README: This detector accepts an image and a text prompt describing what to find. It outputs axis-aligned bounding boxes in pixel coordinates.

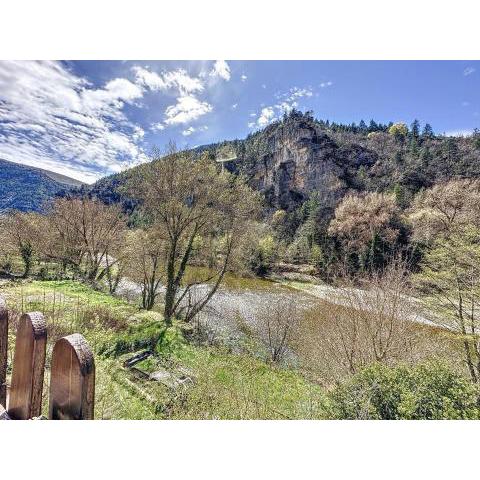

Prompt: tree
[410,119,421,138]
[128,146,260,335]
[388,122,408,141]
[409,179,480,243]
[39,197,127,284]
[258,298,299,363]
[123,228,166,310]
[422,123,434,138]
[2,212,39,277]
[299,261,416,377]
[415,226,480,383]
[328,192,404,271]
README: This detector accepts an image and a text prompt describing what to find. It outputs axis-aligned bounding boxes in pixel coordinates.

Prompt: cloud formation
[133,66,203,94]
[464,67,476,76]
[0,61,147,183]
[210,60,231,81]
[181,125,208,136]
[164,95,213,125]
[249,86,316,129]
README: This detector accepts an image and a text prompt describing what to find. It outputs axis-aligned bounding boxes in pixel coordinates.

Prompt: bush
[329,362,480,420]
[249,235,277,275]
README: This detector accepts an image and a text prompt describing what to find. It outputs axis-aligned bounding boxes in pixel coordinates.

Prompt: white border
[1,0,480,477]
[1,0,480,59]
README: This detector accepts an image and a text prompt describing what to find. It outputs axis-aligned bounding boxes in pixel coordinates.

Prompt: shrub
[329,362,480,420]
[249,235,277,275]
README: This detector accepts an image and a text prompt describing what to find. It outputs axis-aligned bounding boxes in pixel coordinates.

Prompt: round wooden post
[0,297,8,408]
[49,334,95,420]
[8,312,47,419]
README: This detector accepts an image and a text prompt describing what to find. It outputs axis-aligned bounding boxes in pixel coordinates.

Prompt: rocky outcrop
[236,119,376,211]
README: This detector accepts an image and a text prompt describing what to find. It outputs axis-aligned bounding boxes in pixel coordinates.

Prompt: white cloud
[182,125,208,136]
[464,67,476,76]
[257,107,275,127]
[209,60,231,81]
[164,95,212,125]
[445,129,474,137]
[462,101,470,107]
[277,86,314,101]
[261,84,267,89]
[249,85,318,130]
[182,126,196,136]
[320,81,333,88]
[150,122,165,132]
[132,125,145,140]
[231,103,238,110]
[276,101,298,113]
[133,66,203,94]
[241,74,248,82]
[0,60,148,183]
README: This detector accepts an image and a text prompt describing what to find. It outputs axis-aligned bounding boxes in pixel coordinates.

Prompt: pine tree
[422,123,434,138]
[411,119,420,138]
[368,119,378,132]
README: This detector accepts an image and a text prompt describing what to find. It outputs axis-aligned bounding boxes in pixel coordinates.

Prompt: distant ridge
[0,159,84,212]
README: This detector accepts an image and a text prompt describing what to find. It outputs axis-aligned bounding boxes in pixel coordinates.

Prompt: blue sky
[0,60,479,183]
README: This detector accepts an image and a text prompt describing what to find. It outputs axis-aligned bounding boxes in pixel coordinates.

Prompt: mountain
[88,110,480,216]
[4,110,480,215]
[0,159,84,212]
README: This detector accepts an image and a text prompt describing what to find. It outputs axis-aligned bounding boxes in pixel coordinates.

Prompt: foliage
[328,192,405,271]
[409,179,480,243]
[248,234,278,276]
[0,159,80,213]
[1,278,329,420]
[126,146,261,330]
[415,226,480,382]
[388,122,409,139]
[329,362,480,419]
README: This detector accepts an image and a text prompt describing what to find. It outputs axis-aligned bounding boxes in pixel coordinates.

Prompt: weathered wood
[0,297,7,408]
[49,333,95,420]
[7,312,47,419]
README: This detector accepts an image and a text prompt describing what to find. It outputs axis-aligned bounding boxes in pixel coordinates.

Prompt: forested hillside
[84,110,480,277]
[0,159,83,212]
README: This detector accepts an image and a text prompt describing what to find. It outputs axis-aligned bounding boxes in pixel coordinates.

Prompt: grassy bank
[0,279,328,419]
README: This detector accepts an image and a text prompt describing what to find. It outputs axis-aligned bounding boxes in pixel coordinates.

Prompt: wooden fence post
[49,333,95,420]
[8,312,47,419]
[0,297,8,408]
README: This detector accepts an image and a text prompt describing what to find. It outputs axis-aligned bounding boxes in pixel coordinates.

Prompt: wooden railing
[0,297,95,420]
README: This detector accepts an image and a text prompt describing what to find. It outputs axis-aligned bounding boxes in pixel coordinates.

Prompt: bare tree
[409,179,480,243]
[415,227,480,383]
[38,197,127,284]
[123,228,166,310]
[257,298,300,363]
[127,146,260,336]
[299,261,417,378]
[1,212,39,277]
[328,191,403,270]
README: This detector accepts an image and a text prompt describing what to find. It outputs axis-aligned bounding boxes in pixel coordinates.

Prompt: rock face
[237,119,376,212]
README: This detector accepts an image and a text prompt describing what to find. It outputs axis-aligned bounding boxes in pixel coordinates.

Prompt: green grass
[0,278,328,419]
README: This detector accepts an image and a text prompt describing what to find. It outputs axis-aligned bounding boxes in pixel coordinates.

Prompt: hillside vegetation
[0,159,82,212]
[2,111,480,419]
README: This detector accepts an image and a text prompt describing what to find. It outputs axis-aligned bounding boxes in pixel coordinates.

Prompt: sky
[0,60,479,184]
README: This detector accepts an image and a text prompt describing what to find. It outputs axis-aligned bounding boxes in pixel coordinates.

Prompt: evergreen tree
[368,119,378,132]
[411,119,420,138]
[422,123,434,138]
